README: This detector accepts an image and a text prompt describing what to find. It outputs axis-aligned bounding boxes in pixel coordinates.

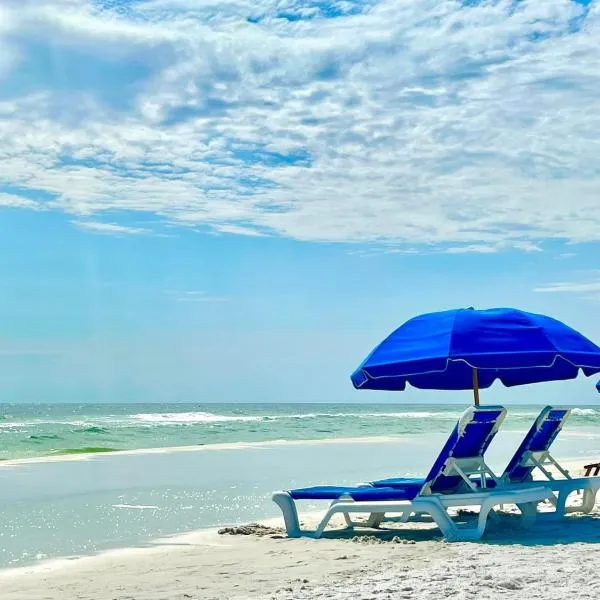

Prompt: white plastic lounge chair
[495,406,600,518]
[272,406,552,541]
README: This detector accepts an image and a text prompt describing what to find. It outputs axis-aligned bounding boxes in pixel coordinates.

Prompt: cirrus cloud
[534,270,600,303]
[73,220,150,235]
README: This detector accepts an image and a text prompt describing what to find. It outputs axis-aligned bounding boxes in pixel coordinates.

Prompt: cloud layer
[1,0,599,250]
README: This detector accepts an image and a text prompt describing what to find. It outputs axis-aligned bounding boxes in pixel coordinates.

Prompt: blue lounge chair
[272,406,552,541]
[496,406,600,517]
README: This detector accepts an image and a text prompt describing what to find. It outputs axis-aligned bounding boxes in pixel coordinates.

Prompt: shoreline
[0,525,226,580]
[0,435,409,467]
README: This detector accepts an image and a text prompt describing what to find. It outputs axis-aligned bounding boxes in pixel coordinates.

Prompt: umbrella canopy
[351,307,600,404]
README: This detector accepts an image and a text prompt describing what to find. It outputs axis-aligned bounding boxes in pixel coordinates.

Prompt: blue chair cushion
[369,477,425,493]
[289,485,418,501]
[372,475,500,491]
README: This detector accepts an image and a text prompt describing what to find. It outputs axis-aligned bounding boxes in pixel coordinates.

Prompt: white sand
[2,459,600,600]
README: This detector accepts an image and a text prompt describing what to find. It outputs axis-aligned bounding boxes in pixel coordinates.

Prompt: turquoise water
[1,403,600,461]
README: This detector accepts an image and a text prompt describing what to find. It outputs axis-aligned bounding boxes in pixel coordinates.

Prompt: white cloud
[445,244,499,255]
[0,7,21,79]
[168,290,229,302]
[72,220,149,235]
[1,0,600,250]
[535,272,600,303]
[535,280,600,295]
[445,240,542,254]
[0,193,41,209]
[213,223,269,237]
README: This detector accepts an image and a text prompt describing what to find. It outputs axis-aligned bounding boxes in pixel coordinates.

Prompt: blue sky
[0,0,599,404]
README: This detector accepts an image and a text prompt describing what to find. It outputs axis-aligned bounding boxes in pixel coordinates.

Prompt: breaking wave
[571,408,598,416]
[131,410,458,424]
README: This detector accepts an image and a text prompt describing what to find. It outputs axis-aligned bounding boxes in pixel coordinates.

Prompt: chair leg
[556,489,572,518]
[399,510,413,523]
[421,498,496,542]
[314,504,342,538]
[473,499,497,540]
[415,499,461,541]
[272,492,302,538]
[516,501,539,526]
[560,486,598,515]
[366,512,385,528]
[581,487,599,513]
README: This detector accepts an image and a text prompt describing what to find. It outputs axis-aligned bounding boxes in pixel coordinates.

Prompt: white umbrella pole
[472,367,480,406]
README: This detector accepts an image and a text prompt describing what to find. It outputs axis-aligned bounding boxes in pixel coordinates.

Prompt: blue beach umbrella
[351,307,600,406]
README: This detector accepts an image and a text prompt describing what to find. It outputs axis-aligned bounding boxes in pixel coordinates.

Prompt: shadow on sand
[312,509,600,546]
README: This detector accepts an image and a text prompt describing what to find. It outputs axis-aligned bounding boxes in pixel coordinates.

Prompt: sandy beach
[2,459,599,600]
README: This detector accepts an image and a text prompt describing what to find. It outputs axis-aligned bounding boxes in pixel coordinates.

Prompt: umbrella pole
[472,368,480,406]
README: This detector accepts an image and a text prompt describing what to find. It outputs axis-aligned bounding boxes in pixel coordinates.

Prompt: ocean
[1,403,599,570]
[2,402,600,461]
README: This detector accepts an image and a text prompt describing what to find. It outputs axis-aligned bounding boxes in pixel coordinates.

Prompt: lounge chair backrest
[502,406,571,483]
[422,405,506,494]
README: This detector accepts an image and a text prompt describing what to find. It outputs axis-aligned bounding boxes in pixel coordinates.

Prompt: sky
[0,0,599,404]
